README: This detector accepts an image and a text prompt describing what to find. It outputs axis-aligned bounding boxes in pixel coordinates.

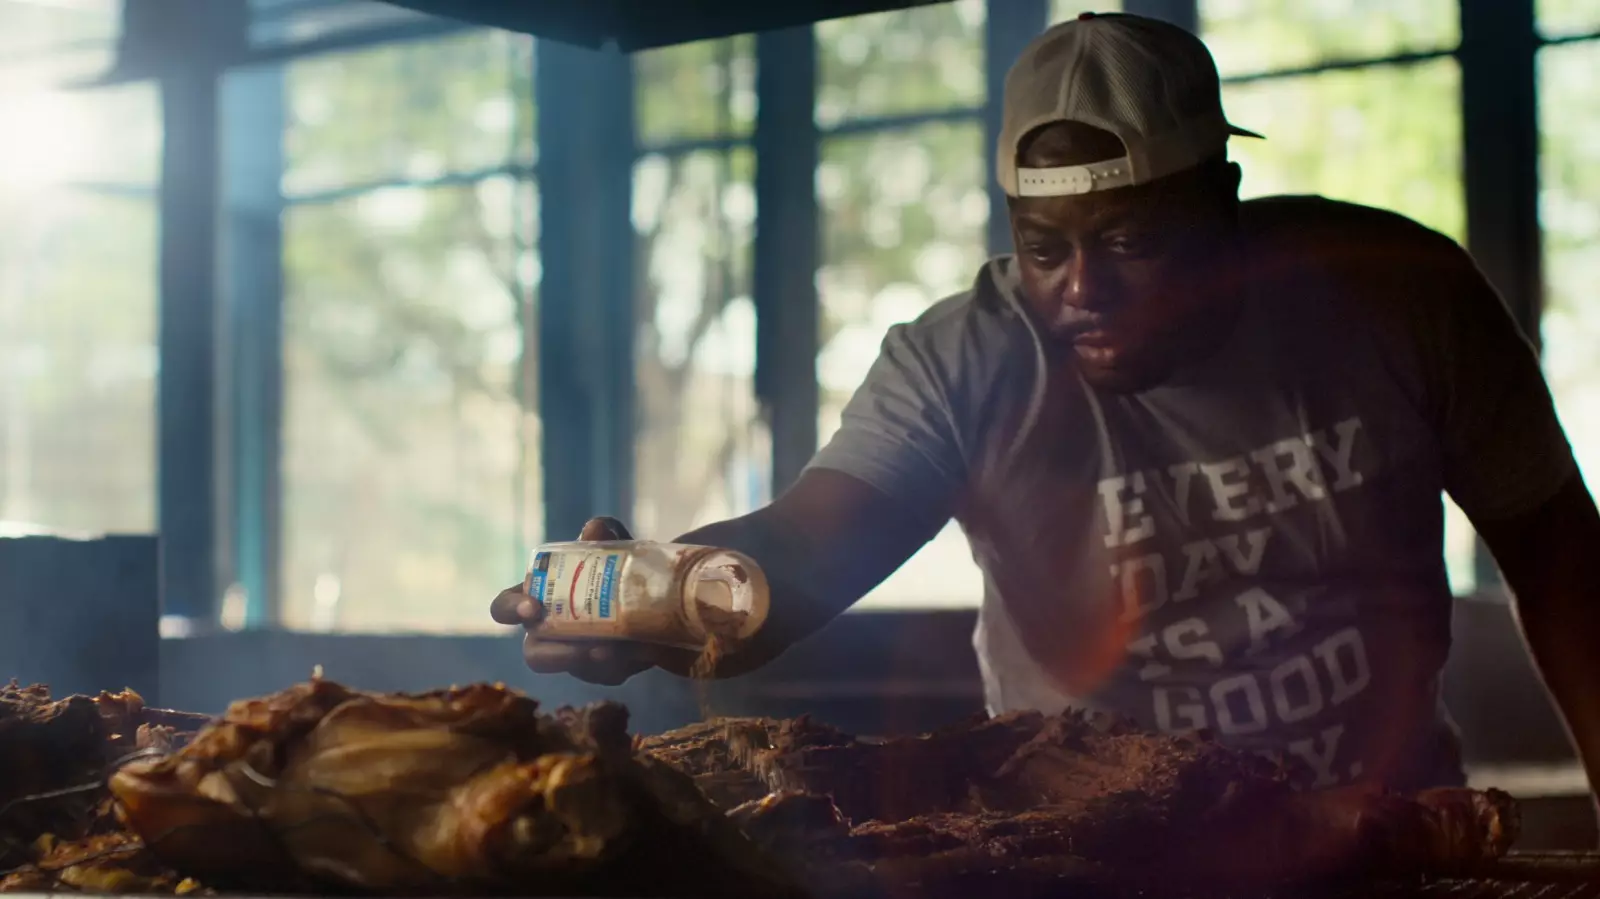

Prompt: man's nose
[1063,248,1110,311]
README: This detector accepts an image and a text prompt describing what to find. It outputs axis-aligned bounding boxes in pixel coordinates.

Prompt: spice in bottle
[524,541,769,658]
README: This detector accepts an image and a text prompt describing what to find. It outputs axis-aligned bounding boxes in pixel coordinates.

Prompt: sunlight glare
[0,88,95,193]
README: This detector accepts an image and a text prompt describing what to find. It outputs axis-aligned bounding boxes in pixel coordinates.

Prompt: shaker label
[530,551,622,622]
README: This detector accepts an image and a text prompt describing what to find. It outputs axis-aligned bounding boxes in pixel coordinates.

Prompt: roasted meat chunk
[0,831,203,895]
[642,709,1519,890]
[0,682,209,876]
[108,679,804,898]
[639,712,1048,821]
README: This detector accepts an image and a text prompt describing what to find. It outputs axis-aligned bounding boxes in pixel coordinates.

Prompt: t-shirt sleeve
[806,322,968,520]
[1411,234,1579,523]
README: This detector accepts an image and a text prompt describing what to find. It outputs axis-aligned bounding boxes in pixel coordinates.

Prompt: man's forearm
[1489,477,1600,794]
[1516,587,1600,786]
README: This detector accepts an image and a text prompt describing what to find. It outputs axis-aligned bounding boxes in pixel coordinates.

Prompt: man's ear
[1212,160,1244,223]
[1224,161,1243,195]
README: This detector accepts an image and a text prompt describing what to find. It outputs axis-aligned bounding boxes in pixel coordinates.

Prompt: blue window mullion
[219,63,286,626]
[753,26,820,491]
[535,42,635,539]
[1460,0,1539,591]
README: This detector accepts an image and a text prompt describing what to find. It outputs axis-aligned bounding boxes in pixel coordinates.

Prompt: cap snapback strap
[1013,157,1135,197]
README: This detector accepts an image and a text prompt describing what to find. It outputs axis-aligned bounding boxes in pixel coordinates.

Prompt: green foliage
[816,122,988,439]
[1222,59,1465,241]
[284,30,535,196]
[1051,0,1124,23]
[0,0,120,84]
[1538,42,1600,489]
[631,146,762,541]
[813,2,989,443]
[630,36,761,544]
[633,36,755,147]
[278,32,538,629]
[1200,0,1459,77]
[0,56,159,534]
[1538,0,1600,38]
[279,174,537,630]
[815,0,985,127]
[0,191,158,532]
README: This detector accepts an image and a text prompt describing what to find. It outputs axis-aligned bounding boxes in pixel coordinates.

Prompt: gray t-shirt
[808,196,1577,791]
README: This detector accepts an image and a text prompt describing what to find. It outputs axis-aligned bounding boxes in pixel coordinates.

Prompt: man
[492,13,1600,796]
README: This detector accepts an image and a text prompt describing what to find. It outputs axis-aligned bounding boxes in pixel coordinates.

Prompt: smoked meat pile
[641,711,1519,893]
[0,682,209,893]
[0,678,1521,897]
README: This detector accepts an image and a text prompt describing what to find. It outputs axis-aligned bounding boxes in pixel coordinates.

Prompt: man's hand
[489,516,695,685]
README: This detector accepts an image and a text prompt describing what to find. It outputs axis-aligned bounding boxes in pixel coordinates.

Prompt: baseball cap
[997,12,1261,198]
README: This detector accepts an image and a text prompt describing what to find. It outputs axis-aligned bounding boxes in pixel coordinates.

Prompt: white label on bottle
[529,550,623,622]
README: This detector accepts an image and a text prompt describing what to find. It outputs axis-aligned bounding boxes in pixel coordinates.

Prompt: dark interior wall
[157,611,985,737]
[0,536,162,701]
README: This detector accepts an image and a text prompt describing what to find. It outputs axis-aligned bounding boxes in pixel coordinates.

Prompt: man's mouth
[1068,328,1125,368]
[1072,328,1115,348]
[1049,316,1132,367]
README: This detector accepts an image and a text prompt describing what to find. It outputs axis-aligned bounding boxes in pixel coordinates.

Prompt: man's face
[1008,145,1242,393]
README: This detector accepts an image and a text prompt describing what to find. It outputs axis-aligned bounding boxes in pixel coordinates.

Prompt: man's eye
[1105,234,1159,256]
[1025,244,1067,266]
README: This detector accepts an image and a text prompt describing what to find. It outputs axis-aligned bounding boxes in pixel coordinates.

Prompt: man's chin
[1074,346,1163,393]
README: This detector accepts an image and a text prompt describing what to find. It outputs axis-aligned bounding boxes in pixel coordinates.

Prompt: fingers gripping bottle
[524,541,770,650]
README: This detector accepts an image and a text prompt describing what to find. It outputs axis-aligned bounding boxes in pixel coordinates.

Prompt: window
[1220,61,1464,239]
[632,38,768,541]
[282,31,535,196]
[0,1,160,535]
[1538,0,1600,39]
[1539,40,1600,508]
[1198,1,1478,594]
[815,2,984,129]
[1051,0,1123,23]
[0,0,123,84]
[635,36,756,146]
[277,31,539,632]
[815,1,988,610]
[1200,0,1458,76]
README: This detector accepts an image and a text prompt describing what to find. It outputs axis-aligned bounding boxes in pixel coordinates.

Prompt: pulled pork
[642,709,1519,892]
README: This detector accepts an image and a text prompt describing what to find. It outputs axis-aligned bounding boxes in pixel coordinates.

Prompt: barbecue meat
[639,711,1049,821]
[108,679,804,898]
[643,709,1519,891]
[0,682,209,877]
[0,831,204,895]
[0,677,1521,897]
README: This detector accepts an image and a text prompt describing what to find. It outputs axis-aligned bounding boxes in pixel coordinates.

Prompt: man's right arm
[496,313,982,684]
